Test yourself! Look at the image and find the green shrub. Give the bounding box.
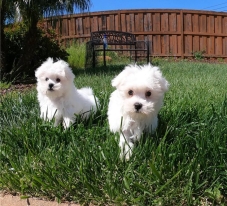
[2,22,68,83]
[66,41,86,70]
[4,23,27,73]
[193,50,206,60]
[150,56,165,66]
[36,21,68,63]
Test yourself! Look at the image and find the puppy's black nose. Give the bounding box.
[134,103,142,111]
[49,83,54,89]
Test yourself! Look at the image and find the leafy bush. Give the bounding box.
[66,41,86,70]
[36,21,68,64]
[3,23,27,74]
[193,50,206,60]
[2,21,68,83]
[66,42,130,70]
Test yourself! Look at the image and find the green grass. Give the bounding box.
[66,41,87,70]
[0,61,227,205]
[0,82,12,89]
[66,42,142,71]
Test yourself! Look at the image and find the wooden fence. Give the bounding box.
[44,9,227,60]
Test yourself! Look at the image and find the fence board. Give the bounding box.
[109,15,114,30]
[161,13,169,32]
[120,13,125,31]
[130,13,135,32]
[193,36,200,52]
[44,9,227,60]
[170,35,178,55]
[125,14,130,32]
[85,16,91,35]
[62,18,68,36]
[154,13,161,31]
[224,38,227,55]
[208,36,215,55]
[169,13,177,32]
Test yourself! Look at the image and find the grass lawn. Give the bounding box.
[0,60,227,205]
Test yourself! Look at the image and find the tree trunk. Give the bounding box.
[14,18,40,81]
[0,0,6,79]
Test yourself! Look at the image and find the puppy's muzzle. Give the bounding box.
[134,103,142,112]
[48,83,54,90]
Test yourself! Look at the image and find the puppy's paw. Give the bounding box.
[119,141,134,160]
[63,117,74,129]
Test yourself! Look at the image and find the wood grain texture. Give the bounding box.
[44,9,227,60]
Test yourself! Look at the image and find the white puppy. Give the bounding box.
[108,64,169,159]
[35,58,99,128]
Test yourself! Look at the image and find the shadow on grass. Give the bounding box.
[72,64,127,76]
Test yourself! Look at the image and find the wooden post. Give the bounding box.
[118,10,121,31]
[92,45,96,68]
[103,44,106,67]
[147,41,150,63]
[180,10,184,59]
[135,43,137,62]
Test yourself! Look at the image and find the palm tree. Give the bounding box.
[16,0,91,30]
[0,0,91,81]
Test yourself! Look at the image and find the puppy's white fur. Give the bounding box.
[35,58,99,128]
[108,64,169,159]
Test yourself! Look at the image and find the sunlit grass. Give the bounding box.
[0,61,227,205]
[66,41,87,70]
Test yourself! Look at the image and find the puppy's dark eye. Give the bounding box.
[45,78,49,81]
[56,78,61,82]
[146,91,151,97]
[128,90,133,96]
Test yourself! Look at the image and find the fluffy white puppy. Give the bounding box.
[108,64,169,159]
[35,58,99,128]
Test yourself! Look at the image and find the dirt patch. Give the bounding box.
[0,193,81,206]
[0,84,35,96]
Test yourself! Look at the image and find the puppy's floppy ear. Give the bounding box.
[152,66,169,92]
[159,76,169,92]
[54,59,75,80]
[111,64,135,88]
[35,57,53,78]
[64,65,75,81]
[112,71,126,88]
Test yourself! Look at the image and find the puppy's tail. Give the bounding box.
[78,87,94,96]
